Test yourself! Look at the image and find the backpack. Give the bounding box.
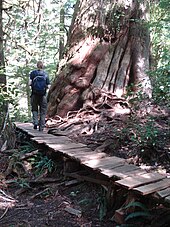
[32,70,47,95]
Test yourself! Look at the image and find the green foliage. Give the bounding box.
[126,83,148,111]
[150,0,170,66]
[125,211,150,222]
[124,201,148,211]
[0,84,18,108]
[78,198,91,206]
[131,119,159,149]
[0,81,20,129]
[110,115,163,162]
[124,201,151,224]
[15,178,30,189]
[97,189,107,221]
[18,142,36,154]
[2,0,75,120]
[149,0,170,106]
[150,66,170,106]
[33,154,54,176]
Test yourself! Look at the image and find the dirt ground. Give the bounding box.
[0,104,169,227]
[0,152,114,227]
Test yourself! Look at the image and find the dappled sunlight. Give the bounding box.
[137,57,145,70]
[135,56,152,98]
[70,37,99,65]
[0,189,16,210]
[118,0,133,9]
[83,159,102,168]
[114,88,123,98]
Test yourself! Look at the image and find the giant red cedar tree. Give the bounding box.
[48,0,152,118]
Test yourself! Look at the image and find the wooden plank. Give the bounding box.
[72,152,107,161]
[31,135,70,140]
[134,178,170,195]
[19,128,46,137]
[24,131,46,137]
[165,195,170,204]
[15,122,49,136]
[101,164,140,178]
[60,147,93,155]
[110,164,140,173]
[64,172,109,186]
[82,156,125,168]
[115,173,166,189]
[156,187,170,198]
[32,138,71,145]
[122,169,147,178]
[15,122,32,128]
[47,143,87,151]
[99,162,125,171]
[101,169,128,179]
[43,139,71,144]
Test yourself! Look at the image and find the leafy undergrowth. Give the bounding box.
[0,104,169,226]
[48,104,170,175]
[0,141,114,227]
[0,140,170,227]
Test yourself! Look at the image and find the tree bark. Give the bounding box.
[0,0,7,120]
[59,6,65,60]
[0,0,6,86]
[48,0,152,118]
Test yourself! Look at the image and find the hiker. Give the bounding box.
[29,61,50,131]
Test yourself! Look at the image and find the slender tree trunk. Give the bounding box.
[48,0,152,118]
[0,0,7,122]
[0,0,6,86]
[59,6,65,60]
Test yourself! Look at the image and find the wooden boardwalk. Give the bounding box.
[15,122,170,206]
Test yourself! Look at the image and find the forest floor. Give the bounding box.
[0,103,169,227]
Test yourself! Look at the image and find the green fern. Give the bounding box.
[124,201,148,211]
[125,211,151,222]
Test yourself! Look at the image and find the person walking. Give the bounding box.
[29,61,50,131]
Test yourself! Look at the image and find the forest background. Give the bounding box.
[0,0,169,128]
[0,1,169,225]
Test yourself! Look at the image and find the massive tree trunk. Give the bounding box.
[48,0,152,118]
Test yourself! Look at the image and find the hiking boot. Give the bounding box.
[33,125,38,130]
[39,126,43,131]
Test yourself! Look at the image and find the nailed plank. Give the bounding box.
[165,195,170,203]
[156,187,170,198]
[43,139,72,144]
[15,122,32,128]
[122,169,147,178]
[17,127,47,137]
[31,135,71,140]
[115,173,166,189]
[64,172,109,186]
[47,143,87,151]
[31,139,45,144]
[23,131,46,137]
[110,164,140,173]
[101,164,140,178]
[72,152,107,161]
[134,178,170,195]
[32,138,72,145]
[82,156,125,168]
[60,147,93,155]
[15,122,49,136]
[99,161,124,170]
[64,151,99,160]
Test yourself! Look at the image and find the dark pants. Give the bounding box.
[31,94,47,130]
